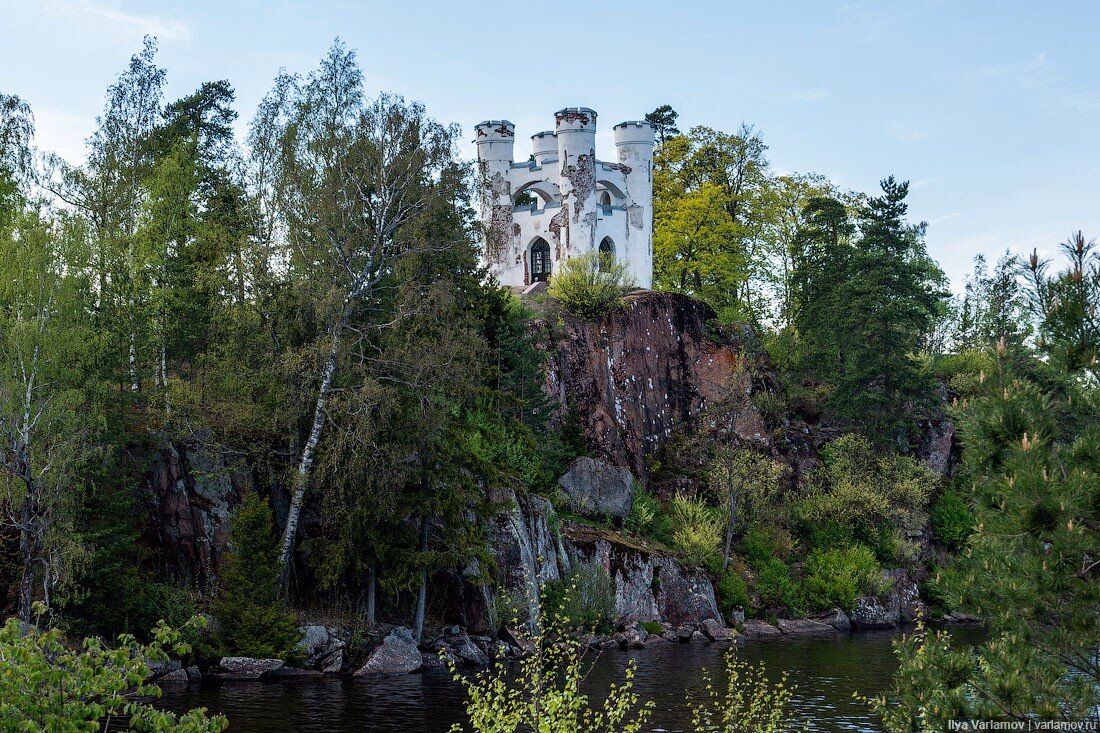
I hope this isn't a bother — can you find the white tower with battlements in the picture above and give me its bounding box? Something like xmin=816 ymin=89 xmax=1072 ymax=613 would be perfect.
xmin=475 ymin=108 xmax=654 ymax=289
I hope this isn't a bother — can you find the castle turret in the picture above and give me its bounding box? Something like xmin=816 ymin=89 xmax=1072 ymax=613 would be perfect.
xmin=531 ymin=131 xmax=556 ymax=165
xmin=614 ymin=120 xmax=655 ymax=288
xmin=555 ymin=107 xmax=599 ymax=255
xmin=474 ymin=120 xmax=516 ymax=271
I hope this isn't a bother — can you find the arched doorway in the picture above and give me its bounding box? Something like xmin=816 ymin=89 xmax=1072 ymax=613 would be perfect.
xmin=531 ymin=238 xmax=551 ymax=283
xmin=598 ymin=237 xmax=615 ymax=271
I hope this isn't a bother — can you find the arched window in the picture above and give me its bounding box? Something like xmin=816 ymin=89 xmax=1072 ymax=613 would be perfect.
xmin=531 ymin=238 xmax=551 ymax=283
xmin=598 ymin=190 xmax=612 ymax=208
xmin=598 ymin=237 xmax=615 ymax=271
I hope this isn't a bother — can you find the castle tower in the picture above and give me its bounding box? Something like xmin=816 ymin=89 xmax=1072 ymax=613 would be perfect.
xmin=554 ymin=107 xmax=599 ymax=257
xmin=614 ymin=121 xmax=656 ymax=289
xmin=476 ymin=108 xmax=654 ymax=290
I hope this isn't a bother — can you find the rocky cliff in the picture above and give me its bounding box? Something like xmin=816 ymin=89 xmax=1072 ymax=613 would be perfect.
xmin=455 ymin=489 xmax=722 ymax=634
xmin=538 ymin=291 xmax=774 ymax=484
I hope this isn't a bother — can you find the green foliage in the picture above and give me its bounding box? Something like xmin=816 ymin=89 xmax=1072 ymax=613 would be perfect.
xmin=669 ymin=495 xmax=724 ymax=568
xmin=547 ymin=251 xmax=635 ymax=319
xmin=754 ymin=558 xmax=802 ymax=616
xmin=792 ymin=180 xmax=948 ymax=446
xmin=640 ymin=620 xmax=663 ymax=636
xmin=540 ymin=560 xmax=616 ymax=634
xmin=625 ymin=488 xmax=674 ymax=545
xmin=715 ymin=569 xmax=751 ymax=616
xmin=801 ymin=545 xmax=883 ymax=612
xmin=449 ymin=608 xmax=653 ymax=733
xmin=797 ymin=434 xmax=935 ymax=563
xmin=930 ymin=488 xmax=974 ymax=549
xmin=205 ymin=492 xmax=301 ymax=660
xmin=0 ymin=607 xmax=227 ymax=731
xmin=691 ymin=646 xmax=802 ymax=733
xmin=873 ymin=622 xmax=1098 ymax=730
xmin=880 ymin=296 xmax=1100 ymax=725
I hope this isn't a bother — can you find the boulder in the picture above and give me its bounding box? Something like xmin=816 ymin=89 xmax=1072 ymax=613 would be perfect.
xmin=354 ymin=627 xmax=422 ymax=677
xmin=941 ymin=610 xmax=981 ymax=624
xmin=501 ymin=625 xmax=536 ymax=656
xmin=676 ymin=624 xmax=695 ymax=643
xmin=145 ymin=658 xmax=182 ymax=679
xmin=646 ymin=635 xmax=670 ymax=645
xmin=699 ymin=618 xmax=734 ymax=642
xmin=777 ymin=618 xmax=837 ymax=637
xmin=216 ymin=657 xmax=284 ymax=680
xmin=739 ymin=620 xmax=781 ymax=638
xmin=419 ymin=652 xmax=448 ymax=671
xmin=453 ymin=634 xmax=490 ymax=667
xmin=158 ymin=668 xmax=190 ymax=684
xmin=851 ymin=569 xmax=924 ymax=630
xmin=623 ymin=628 xmax=647 ymax=648
xmin=296 ymin=624 xmax=346 ymax=672
xmin=689 ymin=630 xmax=708 ymax=643
xmin=812 ymin=608 xmax=851 ymax=632
xmin=185 ymin=666 xmax=202 ymax=683
xmin=557 ymin=457 xmax=634 ymax=521
xmin=850 ymin=597 xmax=898 ymax=630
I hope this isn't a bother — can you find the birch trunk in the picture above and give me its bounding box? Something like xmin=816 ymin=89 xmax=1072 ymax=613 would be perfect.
xmin=276 ymin=329 xmax=341 ymax=590
xmin=17 ymin=500 xmax=39 ymax=623
xmin=413 ymin=515 xmax=430 ymax=643
xmin=365 ymin=562 xmax=376 ymax=625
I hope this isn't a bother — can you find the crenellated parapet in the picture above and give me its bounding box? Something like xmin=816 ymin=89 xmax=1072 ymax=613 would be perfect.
xmin=475 ymin=107 xmax=654 ymax=289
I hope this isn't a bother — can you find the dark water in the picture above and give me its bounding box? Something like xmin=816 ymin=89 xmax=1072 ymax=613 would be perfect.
xmin=159 ymin=629 xmax=983 ymax=732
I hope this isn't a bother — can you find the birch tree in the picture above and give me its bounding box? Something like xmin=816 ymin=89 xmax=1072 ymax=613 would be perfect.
xmin=265 ymin=41 xmax=463 ymax=587
xmin=46 ymin=38 xmax=164 ymax=394
xmin=0 ymin=209 xmax=94 ymax=621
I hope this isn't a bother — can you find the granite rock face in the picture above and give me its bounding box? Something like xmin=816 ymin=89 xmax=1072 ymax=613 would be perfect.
xmin=572 ymin=528 xmax=723 ymax=627
xmin=557 ymin=457 xmax=634 ymax=521
xmin=140 ymin=433 xmax=251 ymax=590
xmin=539 ymin=292 xmax=770 ymax=483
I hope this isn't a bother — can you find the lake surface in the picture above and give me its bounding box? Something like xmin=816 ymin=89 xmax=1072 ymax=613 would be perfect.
xmin=159 ymin=628 xmax=983 ymax=732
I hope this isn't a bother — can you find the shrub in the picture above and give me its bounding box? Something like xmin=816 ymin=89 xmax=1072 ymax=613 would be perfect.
xmin=669 ymin=495 xmax=723 ymax=568
xmin=204 ymin=492 xmax=301 ymax=660
xmin=797 ymin=434 xmax=936 ymax=547
xmin=716 ymin=569 xmax=751 ymax=616
xmin=740 ymin=525 xmax=796 ymax=566
xmin=541 ymin=560 xmax=616 ymax=633
xmin=547 ymin=251 xmax=635 ymax=319
xmin=641 ymin=620 xmax=663 ymax=636
xmin=691 ymin=646 xmax=800 ymax=733
xmin=0 ymin=607 xmax=227 ymax=731
xmin=931 ymin=488 xmax=974 ymax=549
xmin=450 ymin=608 xmax=653 ymax=732
xmin=755 ymin=558 xmax=802 ymax=615
xmin=802 ymin=545 xmax=883 ymax=611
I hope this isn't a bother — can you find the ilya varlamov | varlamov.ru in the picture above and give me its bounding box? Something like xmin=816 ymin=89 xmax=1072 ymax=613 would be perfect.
xmin=948 ymin=722 xmax=1099 ymax=732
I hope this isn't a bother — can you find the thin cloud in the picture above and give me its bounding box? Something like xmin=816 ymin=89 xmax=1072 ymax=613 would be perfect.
xmin=945 ymin=51 xmax=1100 ymax=115
xmin=43 ymin=0 xmax=191 ymax=42
xmin=928 ymin=212 xmax=961 ymax=225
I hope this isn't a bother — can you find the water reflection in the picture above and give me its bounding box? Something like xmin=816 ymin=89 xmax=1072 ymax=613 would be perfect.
xmin=158 ymin=628 xmax=984 ymax=733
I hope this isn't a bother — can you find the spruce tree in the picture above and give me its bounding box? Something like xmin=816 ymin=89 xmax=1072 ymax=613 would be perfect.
xmin=208 ymin=492 xmax=300 ymax=660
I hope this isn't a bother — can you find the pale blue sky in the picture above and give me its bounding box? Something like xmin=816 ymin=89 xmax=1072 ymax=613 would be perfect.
xmin=2 ymin=0 xmax=1098 ymax=291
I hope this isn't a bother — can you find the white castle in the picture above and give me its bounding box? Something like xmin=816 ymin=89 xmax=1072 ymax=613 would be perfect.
xmin=475 ymin=107 xmax=655 ymax=290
